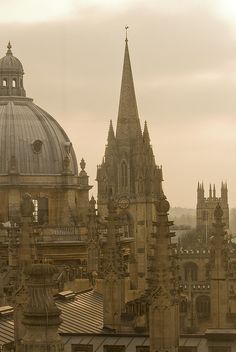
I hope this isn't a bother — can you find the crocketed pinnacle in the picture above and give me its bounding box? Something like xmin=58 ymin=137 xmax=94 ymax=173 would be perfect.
xmin=107 ymin=120 xmax=115 ymax=143
xmin=116 ymin=38 xmax=142 ymax=142
xmin=143 ymin=121 xmax=150 ymax=144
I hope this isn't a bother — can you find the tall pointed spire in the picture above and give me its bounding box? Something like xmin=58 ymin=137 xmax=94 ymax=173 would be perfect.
xmin=116 ymin=30 xmax=142 ymax=141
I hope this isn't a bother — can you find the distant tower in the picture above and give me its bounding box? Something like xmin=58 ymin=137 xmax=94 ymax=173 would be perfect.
xmin=196 ymin=182 xmax=229 ymax=239
xmin=148 ymin=197 xmax=179 ymax=351
xmin=97 ymin=32 xmax=164 ymax=291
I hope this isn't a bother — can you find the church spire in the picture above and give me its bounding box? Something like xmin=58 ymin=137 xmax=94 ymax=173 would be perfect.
xmin=116 ymin=31 xmax=142 ymax=142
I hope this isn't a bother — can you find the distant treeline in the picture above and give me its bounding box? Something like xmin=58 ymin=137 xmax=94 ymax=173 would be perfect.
xmin=169 ymin=207 xmax=196 ymax=228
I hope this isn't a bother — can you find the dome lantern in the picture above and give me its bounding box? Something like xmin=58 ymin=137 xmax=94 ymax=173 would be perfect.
xmin=0 ymin=42 xmax=26 ymax=97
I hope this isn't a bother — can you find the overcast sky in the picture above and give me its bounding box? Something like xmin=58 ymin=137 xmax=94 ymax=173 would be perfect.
xmin=1 ymin=0 xmax=236 ymax=208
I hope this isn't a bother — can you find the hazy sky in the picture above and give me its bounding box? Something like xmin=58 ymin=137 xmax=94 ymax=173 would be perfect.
xmin=1 ymin=0 xmax=236 ymax=208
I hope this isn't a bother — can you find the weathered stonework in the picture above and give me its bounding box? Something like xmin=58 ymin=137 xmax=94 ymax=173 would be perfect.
xmin=97 ymin=38 xmax=164 ymax=292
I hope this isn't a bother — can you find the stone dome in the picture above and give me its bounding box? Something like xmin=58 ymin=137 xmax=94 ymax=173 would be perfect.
xmin=0 ymin=43 xmax=78 ymax=176
xmin=0 ymin=97 xmax=78 ymax=175
xmin=0 ymin=42 xmax=24 ymax=74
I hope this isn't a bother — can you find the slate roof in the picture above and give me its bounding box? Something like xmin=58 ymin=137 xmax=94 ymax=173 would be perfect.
xmin=57 ymin=289 xmax=104 ymax=334
xmin=0 ymin=316 xmax=14 ymax=346
xmin=0 ymin=289 xmax=103 ymax=347
xmin=0 ymin=290 xmax=231 ymax=351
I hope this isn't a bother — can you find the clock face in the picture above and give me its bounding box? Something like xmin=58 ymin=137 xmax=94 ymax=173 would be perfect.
xmin=118 ymin=196 xmax=130 ymax=209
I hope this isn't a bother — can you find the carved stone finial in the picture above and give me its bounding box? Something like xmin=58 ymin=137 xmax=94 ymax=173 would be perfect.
xmin=64 ymin=141 xmax=72 ymax=155
xmin=63 ymin=155 xmax=70 ymax=170
xmin=89 ymin=196 xmax=96 ymax=209
xmin=125 ymin=25 xmax=129 ymax=42
xmin=107 ymin=197 xmax=117 ymax=215
xmin=156 ymin=197 xmax=170 ymax=214
xmin=20 ymin=193 xmax=34 ymax=217
xmin=80 ymin=158 xmax=86 ymax=171
xmin=6 ymin=41 xmax=12 ymax=55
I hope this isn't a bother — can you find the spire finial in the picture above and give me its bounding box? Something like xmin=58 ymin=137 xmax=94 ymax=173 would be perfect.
xmin=125 ymin=25 xmax=129 ymax=42
xmin=6 ymin=41 xmax=12 ymax=55
xmin=80 ymin=158 xmax=86 ymax=171
xmin=107 ymin=119 xmax=115 ymax=143
xmin=143 ymin=120 xmax=150 ymax=143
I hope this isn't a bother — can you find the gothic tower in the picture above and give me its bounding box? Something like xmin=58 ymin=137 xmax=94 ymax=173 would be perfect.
xmin=196 ymin=182 xmax=229 ymax=239
xmin=97 ymin=35 xmax=164 ymax=291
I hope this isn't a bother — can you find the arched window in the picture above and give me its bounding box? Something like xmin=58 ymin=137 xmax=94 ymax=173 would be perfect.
xmin=121 ymin=161 xmax=128 ymax=188
xmin=12 ymin=79 xmax=16 ymax=88
xmin=32 ymin=197 xmax=49 ymax=225
xmin=184 ymin=262 xmax=198 ymax=281
xmin=3 ymin=79 xmax=7 ymax=87
xmin=196 ymin=295 xmax=210 ymax=318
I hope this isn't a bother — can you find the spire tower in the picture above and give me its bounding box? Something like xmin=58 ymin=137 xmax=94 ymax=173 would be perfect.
xmin=97 ymin=33 xmax=165 ymax=291
xmin=116 ymin=30 xmax=142 ymax=142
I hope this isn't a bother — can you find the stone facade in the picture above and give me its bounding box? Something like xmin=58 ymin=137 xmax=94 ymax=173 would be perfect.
xmin=0 ymin=36 xmax=236 ymax=352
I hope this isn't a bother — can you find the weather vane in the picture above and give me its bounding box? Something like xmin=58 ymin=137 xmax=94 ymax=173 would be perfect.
xmin=125 ymin=25 xmax=129 ymax=41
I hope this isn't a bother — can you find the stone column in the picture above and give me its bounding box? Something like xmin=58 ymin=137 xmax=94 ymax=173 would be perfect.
xmin=21 ymin=263 xmax=63 ymax=352
xmin=148 ymin=198 xmax=179 ymax=352
xmin=102 ymin=198 xmax=126 ymax=331
xmin=209 ymin=204 xmax=229 ymax=328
